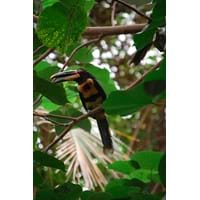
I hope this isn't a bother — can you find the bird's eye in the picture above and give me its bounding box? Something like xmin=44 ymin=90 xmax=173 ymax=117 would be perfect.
xmin=87 ymin=78 xmax=94 ymax=86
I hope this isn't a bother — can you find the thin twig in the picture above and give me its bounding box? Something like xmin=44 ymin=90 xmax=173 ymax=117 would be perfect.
xmin=33 ymin=48 xmax=54 ymax=67
xmin=126 ymin=60 xmax=162 ymax=90
xmin=43 ymin=106 xmax=103 ymax=152
xmin=33 ymin=111 xmax=76 ymax=121
xmin=111 ymin=1 xmax=117 ymax=26
xmin=33 ymin=95 xmax=43 ymax=106
xmin=43 ymin=117 xmax=70 ymax=126
xmin=61 ymin=35 xmax=103 ymax=71
xmin=33 ymin=14 xmax=38 ymax=23
xmin=114 ymin=0 xmax=151 ymax=22
xmin=33 ymin=44 xmax=45 ymax=55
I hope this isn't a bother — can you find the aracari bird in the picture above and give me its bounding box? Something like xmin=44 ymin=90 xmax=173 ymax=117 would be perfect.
xmin=50 ymin=69 xmax=113 ymax=154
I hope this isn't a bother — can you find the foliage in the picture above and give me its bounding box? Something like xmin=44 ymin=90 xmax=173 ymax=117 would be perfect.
xmin=33 ymin=0 xmax=166 ymax=199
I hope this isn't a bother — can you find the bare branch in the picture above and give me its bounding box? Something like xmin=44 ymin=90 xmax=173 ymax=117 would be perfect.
xmin=111 ymin=1 xmax=117 ymax=26
xmin=114 ymin=0 xmax=151 ymax=22
xmin=33 ymin=44 xmax=45 ymax=55
xmin=83 ymin=24 xmax=145 ymax=37
xmin=61 ymin=35 xmax=103 ymax=71
xmin=33 ymin=48 xmax=54 ymax=67
xmin=43 ymin=106 xmax=103 ymax=152
xmin=33 ymin=15 xmax=145 ymax=37
xmin=33 ymin=111 xmax=77 ymax=121
xmin=126 ymin=60 xmax=163 ymax=90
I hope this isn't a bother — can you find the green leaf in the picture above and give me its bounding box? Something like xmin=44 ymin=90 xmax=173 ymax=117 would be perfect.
xmin=103 ymin=57 xmax=166 ymax=116
xmin=35 ymin=190 xmax=57 ymax=200
xmin=108 ymin=160 xmax=135 ymax=175
xmin=144 ymin=58 xmax=166 ymax=82
xmin=33 ymin=167 xmax=43 ymax=187
xmin=106 ymin=179 xmax=141 ymax=199
xmin=41 ymin=96 xmax=60 ymax=111
xmin=73 ymin=47 xmax=93 ymax=63
xmin=103 ymin=84 xmax=152 ymax=116
xmin=134 ymin=27 xmax=155 ymax=50
xmin=33 ymin=29 xmax=48 ymax=60
xmin=158 ymin=153 xmax=166 ymax=187
xmin=133 ymin=0 xmax=165 ymax=51
xmin=128 ymin=169 xmax=160 ymax=183
xmin=131 ymin=151 xmax=164 ymax=170
xmin=34 ymin=151 xmax=65 ymax=171
xmin=129 ymin=192 xmax=161 ymax=200
xmin=41 ymin=0 xmax=59 ymax=9
xmin=84 ymin=0 xmax=96 ymax=12
xmin=35 ymin=61 xmax=60 ymax=80
xmin=54 ymin=182 xmax=82 ymax=200
xmin=34 ymin=71 xmax=68 ymax=105
xmin=37 ymin=1 xmax=88 ymax=52
xmin=81 ymin=191 xmax=112 ymax=200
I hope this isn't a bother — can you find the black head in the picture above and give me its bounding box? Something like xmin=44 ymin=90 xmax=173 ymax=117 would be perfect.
xmin=50 ymin=69 xmax=93 ymax=84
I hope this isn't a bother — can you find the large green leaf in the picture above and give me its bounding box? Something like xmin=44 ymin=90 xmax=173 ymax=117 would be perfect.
xmin=33 ymin=29 xmax=48 ymax=60
xmin=105 ymin=179 xmax=141 ymax=199
xmin=34 ymin=151 xmax=65 ymax=171
xmin=158 ymin=153 xmax=166 ymax=187
xmin=34 ymin=71 xmax=67 ymax=105
xmin=37 ymin=0 xmax=88 ymax=52
xmin=81 ymin=191 xmax=112 ymax=200
xmin=103 ymin=84 xmax=153 ymax=116
xmin=103 ymin=58 xmax=166 ymax=116
xmin=41 ymin=96 xmax=60 ymax=111
xmin=131 ymin=151 xmax=164 ymax=170
xmin=34 ymin=61 xmax=60 ymax=80
xmin=108 ymin=160 xmax=136 ymax=175
xmin=35 ymin=182 xmax=82 ymax=200
xmin=33 ymin=167 xmax=43 ymax=187
xmin=41 ymin=0 xmax=59 ymax=9
xmin=133 ymin=0 xmax=165 ymax=51
xmin=54 ymin=182 xmax=82 ymax=200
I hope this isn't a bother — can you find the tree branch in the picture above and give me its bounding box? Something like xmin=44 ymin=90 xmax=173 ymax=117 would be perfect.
xmin=113 ymin=0 xmax=151 ymax=22
xmin=43 ymin=106 xmax=103 ymax=152
xmin=33 ymin=44 xmax=45 ymax=55
xmin=33 ymin=15 xmax=145 ymax=37
xmin=111 ymin=1 xmax=117 ymax=26
xmin=61 ymin=35 xmax=103 ymax=71
xmin=83 ymin=24 xmax=145 ymax=37
xmin=33 ymin=111 xmax=77 ymax=121
xmin=126 ymin=60 xmax=162 ymax=90
xmin=33 ymin=48 xmax=54 ymax=67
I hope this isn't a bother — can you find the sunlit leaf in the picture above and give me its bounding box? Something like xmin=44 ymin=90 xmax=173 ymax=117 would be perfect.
xmin=37 ymin=0 xmax=88 ymax=52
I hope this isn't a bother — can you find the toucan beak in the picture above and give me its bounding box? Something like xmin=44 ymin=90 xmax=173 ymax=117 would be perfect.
xmin=50 ymin=71 xmax=80 ymax=83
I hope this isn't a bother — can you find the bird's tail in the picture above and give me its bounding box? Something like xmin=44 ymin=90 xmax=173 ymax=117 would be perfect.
xmin=96 ymin=115 xmax=113 ymax=154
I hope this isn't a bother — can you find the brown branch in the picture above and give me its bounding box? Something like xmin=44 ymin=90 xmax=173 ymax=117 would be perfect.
xmin=33 ymin=48 xmax=54 ymax=67
xmin=33 ymin=111 xmax=76 ymax=121
xmin=33 ymin=15 xmax=145 ymax=37
xmin=114 ymin=0 xmax=151 ymax=22
xmin=126 ymin=60 xmax=162 ymax=90
xmin=83 ymin=24 xmax=145 ymax=37
xmin=33 ymin=44 xmax=45 ymax=55
xmin=111 ymin=1 xmax=117 ymax=26
xmin=33 ymin=14 xmax=38 ymax=23
xmin=43 ymin=106 xmax=103 ymax=152
xmin=61 ymin=35 xmax=103 ymax=71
